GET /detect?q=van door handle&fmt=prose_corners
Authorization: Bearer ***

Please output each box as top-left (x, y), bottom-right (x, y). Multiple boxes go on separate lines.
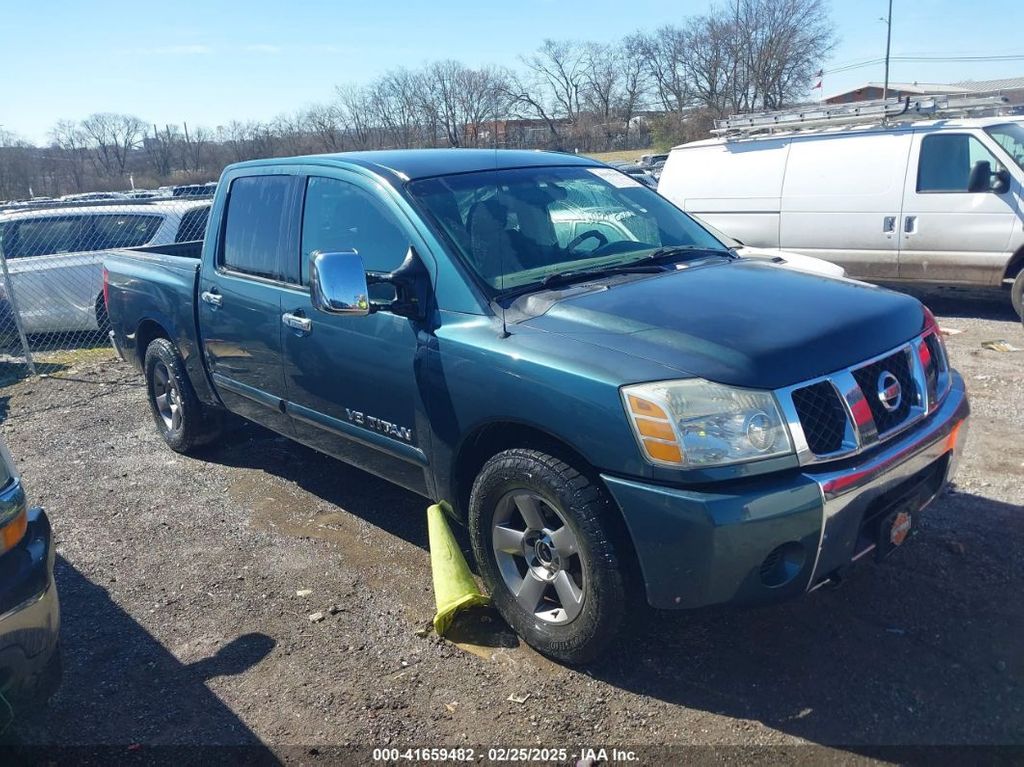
top-left (200, 289), bottom-right (223, 308)
top-left (883, 216), bottom-right (896, 233)
top-left (904, 215), bottom-right (918, 234)
top-left (282, 311), bottom-right (312, 335)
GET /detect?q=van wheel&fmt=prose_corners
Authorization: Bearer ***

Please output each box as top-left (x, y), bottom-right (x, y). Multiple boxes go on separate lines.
top-left (144, 338), bottom-right (223, 453)
top-left (468, 449), bottom-right (627, 665)
top-left (1011, 271), bottom-right (1024, 320)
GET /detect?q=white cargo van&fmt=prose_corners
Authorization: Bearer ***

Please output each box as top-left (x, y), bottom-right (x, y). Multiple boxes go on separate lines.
top-left (659, 108), bottom-right (1024, 316)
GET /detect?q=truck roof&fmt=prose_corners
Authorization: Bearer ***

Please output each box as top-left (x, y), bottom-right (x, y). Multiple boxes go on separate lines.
top-left (226, 149), bottom-right (602, 182)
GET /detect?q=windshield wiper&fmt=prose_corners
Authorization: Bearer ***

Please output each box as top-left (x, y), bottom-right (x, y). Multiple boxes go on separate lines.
top-left (637, 245), bottom-right (737, 265)
top-left (538, 263), bottom-right (666, 290)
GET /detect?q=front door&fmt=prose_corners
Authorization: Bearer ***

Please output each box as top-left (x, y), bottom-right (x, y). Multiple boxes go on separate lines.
top-left (199, 173), bottom-right (303, 435)
top-left (281, 174), bottom-right (430, 494)
top-left (899, 130), bottom-right (1019, 285)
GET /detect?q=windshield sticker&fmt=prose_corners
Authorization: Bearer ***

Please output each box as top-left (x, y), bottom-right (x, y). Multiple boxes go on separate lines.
top-left (587, 167), bottom-right (644, 188)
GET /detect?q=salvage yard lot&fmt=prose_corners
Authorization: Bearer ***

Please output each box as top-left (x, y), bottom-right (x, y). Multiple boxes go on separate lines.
top-left (0, 290), bottom-right (1021, 756)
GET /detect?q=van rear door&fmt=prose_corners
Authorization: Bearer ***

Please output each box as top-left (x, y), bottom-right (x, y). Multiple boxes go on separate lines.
top-left (780, 131), bottom-right (911, 280)
top-left (898, 129), bottom-right (1018, 285)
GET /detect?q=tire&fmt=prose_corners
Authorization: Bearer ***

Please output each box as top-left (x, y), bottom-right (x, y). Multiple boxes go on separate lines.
top-left (1011, 270), bottom-right (1024, 321)
top-left (94, 293), bottom-right (108, 333)
top-left (144, 338), bottom-right (223, 453)
top-left (468, 448), bottom-right (627, 665)
top-left (7, 643), bottom-right (62, 714)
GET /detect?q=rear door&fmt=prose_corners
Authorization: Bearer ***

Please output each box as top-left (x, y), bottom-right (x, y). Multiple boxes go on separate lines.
top-left (899, 129), bottom-right (1019, 284)
top-left (198, 172), bottom-right (303, 434)
top-left (780, 131), bottom-right (911, 280)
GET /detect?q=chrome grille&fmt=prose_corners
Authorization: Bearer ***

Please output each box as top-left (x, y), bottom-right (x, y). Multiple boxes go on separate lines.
top-left (851, 349), bottom-right (916, 434)
top-left (777, 331), bottom-right (951, 466)
top-left (791, 382), bottom-right (846, 454)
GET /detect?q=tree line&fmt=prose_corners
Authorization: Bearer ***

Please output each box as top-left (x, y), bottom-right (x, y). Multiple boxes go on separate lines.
top-left (0, 0), bottom-right (833, 200)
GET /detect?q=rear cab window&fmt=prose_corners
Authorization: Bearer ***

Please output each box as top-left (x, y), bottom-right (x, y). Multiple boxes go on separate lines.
top-left (220, 176), bottom-right (303, 282)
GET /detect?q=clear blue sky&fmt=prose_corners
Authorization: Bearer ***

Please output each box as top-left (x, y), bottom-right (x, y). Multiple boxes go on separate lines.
top-left (4, 0), bottom-right (1022, 144)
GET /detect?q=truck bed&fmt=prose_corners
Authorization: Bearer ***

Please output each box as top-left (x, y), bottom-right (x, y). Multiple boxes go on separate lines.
top-left (103, 241), bottom-right (214, 403)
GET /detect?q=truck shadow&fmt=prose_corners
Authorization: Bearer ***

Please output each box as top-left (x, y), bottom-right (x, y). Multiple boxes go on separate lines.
top-left (2, 557), bottom-right (279, 762)
top-left (203, 420), bottom-right (435, 552)
top-left (589, 490), bottom-right (1024, 748)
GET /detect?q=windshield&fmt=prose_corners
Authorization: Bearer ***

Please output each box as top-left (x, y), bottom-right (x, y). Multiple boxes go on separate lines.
top-left (986, 122), bottom-right (1024, 171)
top-left (407, 165), bottom-right (726, 295)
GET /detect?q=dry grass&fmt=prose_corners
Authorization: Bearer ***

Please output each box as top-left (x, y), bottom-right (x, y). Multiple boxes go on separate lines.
top-left (583, 149), bottom-right (654, 164)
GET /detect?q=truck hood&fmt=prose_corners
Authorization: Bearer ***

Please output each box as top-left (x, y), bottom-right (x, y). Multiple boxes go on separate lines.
top-left (514, 260), bottom-right (927, 389)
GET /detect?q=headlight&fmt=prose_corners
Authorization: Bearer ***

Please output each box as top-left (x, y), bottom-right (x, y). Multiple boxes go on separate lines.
top-left (622, 379), bottom-right (793, 468)
top-left (0, 441), bottom-right (25, 555)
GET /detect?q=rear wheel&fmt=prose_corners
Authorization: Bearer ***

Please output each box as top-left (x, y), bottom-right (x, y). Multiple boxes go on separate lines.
top-left (468, 448), bottom-right (627, 665)
top-left (144, 338), bottom-right (223, 453)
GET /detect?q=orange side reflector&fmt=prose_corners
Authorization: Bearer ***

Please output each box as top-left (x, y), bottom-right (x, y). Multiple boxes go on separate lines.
top-left (628, 395), bottom-right (668, 421)
top-left (0, 509), bottom-right (27, 555)
top-left (946, 421), bottom-right (963, 453)
top-left (636, 418), bottom-right (675, 440)
top-left (643, 439), bottom-right (683, 464)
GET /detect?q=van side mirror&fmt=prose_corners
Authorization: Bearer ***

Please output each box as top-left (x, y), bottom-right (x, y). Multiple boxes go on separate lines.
top-left (992, 167), bottom-right (1012, 194)
top-left (967, 160), bottom-right (993, 193)
top-left (967, 160), bottom-right (1010, 194)
top-left (310, 251), bottom-right (371, 317)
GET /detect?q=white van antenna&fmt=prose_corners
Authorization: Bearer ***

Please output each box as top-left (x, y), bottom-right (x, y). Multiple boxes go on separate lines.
top-left (711, 93), bottom-right (1010, 137)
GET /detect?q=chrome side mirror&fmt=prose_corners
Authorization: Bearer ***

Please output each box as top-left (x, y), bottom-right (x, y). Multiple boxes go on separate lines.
top-left (310, 251), bottom-right (371, 317)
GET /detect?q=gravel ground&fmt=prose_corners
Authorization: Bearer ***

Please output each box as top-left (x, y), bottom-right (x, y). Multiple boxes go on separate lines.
top-left (0, 289), bottom-right (1021, 761)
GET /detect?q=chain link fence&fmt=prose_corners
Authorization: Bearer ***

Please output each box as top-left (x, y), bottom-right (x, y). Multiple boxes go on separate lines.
top-left (0, 193), bottom-right (213, 405)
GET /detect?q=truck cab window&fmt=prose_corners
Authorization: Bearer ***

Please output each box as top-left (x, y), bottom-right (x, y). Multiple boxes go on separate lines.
top-left (917, 134), bottom-right (1001, 193)
top-left (221, 175), bottom-right (302, 281)
top-left (301, 176), bottom-right (410, 286)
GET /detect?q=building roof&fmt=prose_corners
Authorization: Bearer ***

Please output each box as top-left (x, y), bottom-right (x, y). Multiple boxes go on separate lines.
top-left (824, 81), bottom-right (964, 101)
top-left (229, 149), bottom-right (601, 182)
top-left (955, 76), bottom-right (1024, 92)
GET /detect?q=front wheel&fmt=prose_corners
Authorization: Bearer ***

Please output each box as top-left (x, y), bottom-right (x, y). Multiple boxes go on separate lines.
top-left (144, 338), bottom-right (223, 453)
top-left (468, 449), bottom-right (627, 665)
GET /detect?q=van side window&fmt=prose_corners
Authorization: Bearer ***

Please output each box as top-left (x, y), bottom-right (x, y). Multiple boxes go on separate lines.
top-left (175, 207), bottom-right (211, 243)
top-left (1, 216), bottom-right (91, 258)
top-left (221, 176), bottom-right (303, 281)
top-left (917, 134), bottom-right (1001, 193)
top-left (300, 177), bottom-right (410, 285)
top-left (90, 214), bottom-right (162, 250)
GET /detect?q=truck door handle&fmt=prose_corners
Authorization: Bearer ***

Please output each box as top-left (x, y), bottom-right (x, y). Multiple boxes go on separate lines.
top-left (282, 311), bottom-right (312, 335)
top-left (883, 216), bottom-right (896, 233)
top-left (201, 290), bottom-right (223, 308)
top-left (904, 215), bottom-right (917, 234)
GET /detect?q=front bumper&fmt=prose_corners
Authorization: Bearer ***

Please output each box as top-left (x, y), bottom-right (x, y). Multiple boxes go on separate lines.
top-left (0, 496), bottom-right (60, 698)
top-left (604, 371), bottom-right (969, 610)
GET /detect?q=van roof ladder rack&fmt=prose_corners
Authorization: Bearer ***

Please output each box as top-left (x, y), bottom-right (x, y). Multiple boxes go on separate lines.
top-left (711, 93), bottom-right (1010, 137)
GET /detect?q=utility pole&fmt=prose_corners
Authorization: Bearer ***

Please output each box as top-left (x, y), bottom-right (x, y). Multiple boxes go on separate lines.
top-left (882, 0), bottom-right (894, 100)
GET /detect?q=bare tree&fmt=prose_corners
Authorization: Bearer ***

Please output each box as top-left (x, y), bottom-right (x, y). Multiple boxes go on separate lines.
top-left (49, 119), bottom-right (89, 192)
top-left (81, 113), bottom-right (146, 176)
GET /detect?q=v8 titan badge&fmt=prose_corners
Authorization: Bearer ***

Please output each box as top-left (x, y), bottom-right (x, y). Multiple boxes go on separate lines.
top-left (890, 511), bottom-right (912, 546)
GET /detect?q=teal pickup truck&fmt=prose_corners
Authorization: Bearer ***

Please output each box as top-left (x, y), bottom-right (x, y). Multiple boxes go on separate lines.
top-left (104, 150), bottom-right (969, 663)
